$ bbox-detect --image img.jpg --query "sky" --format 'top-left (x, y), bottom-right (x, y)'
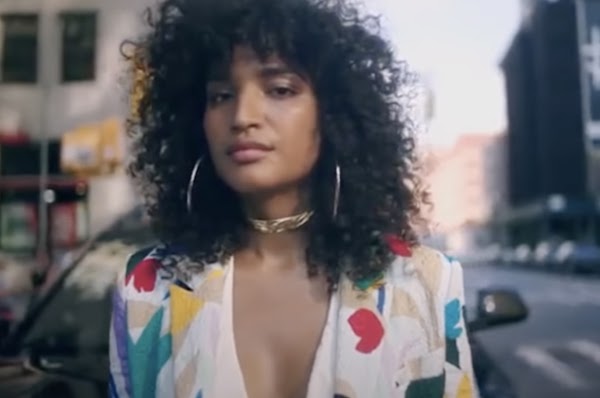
top-left (365, 0), bottom-right (521, 147)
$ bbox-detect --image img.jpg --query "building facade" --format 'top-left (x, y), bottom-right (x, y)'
top-left (0, 0), bottom-right (150, 139)
top-left (426, 134), bottom-right (506, 253)
top-left (0, 0), bottom-right (151, 255)
top-left (501, 0), bottom-right (599, 246)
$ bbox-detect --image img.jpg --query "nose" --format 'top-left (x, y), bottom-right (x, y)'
top-left (231, 86), bottom-right (262, 134)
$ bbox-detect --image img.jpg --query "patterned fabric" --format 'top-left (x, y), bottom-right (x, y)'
top-left (109, 238), bottom-right (479, 398)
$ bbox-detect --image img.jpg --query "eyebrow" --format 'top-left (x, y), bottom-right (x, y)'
top-left (208, 63), bottom-right (304, 83)
top-left (206, 63), bottom-right (302, 83)
top-left (258, 64), bottom-right (297, 79)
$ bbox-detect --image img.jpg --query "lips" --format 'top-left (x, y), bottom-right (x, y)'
top-left (227, 141), bottom-right (273, 164)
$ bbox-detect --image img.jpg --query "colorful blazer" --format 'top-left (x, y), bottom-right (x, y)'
top-left (109, 238), bottom-right (479, 398)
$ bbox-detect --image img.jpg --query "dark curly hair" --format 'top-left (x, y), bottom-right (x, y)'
top-left (123, 0), bottom-right (428, 287)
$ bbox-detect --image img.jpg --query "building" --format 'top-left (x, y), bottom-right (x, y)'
top-left (501, 0), bottom-right (599, 246)
top-left (503, 0), bottom-right (587, 206)
top-left (0, 0), bottom-right (150, 256)
top-left (426, 133), bottom-right (506, 253)
top-left (0, 0), bottom-right (151, 139)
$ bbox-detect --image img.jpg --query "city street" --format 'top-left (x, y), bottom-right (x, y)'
top-left (464, 265), bottom-right (600, 398)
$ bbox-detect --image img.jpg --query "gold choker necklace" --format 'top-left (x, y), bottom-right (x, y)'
top-left (248, 211), bottom-right (314, 233)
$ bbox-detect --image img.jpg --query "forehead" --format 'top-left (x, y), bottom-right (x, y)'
top-left (207, 46), bottom-right (292, 81)
top-left (232, 46), bottom-right (269, 65)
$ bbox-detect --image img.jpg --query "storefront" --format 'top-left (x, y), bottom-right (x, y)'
top-left (0, 116), bottom-right (130, 258)
top-left (0, 138), bottom-right (90, 256)
top-left (0, 176), bottom-right (89, 253)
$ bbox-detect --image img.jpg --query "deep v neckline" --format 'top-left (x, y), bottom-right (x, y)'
top-left (211, 257), bottom-right (338, 398)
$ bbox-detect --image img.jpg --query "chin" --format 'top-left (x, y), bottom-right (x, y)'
top-left (221, 171), bottom-right (280, 195)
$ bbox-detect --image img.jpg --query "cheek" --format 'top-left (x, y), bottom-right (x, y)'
top-left (279, 104), bottom-right (319, 155)
top-left (202, 112), bottom-right (215, 141)
top-left (203, 113), bottom-right (223, 154)
top-left (307, 131), bottom-right (321, 165)
top-left (296, 112), bottom-right (320, 163)
top-left (282, 128), bottom-right (321, 177)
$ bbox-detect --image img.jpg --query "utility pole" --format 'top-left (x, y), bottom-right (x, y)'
top-left (36, 2), bottom-right (51, 274)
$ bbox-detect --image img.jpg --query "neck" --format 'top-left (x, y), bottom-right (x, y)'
top-left (240, 188), bottom-right (311, 264)
top-left (242, 188), bottom-right (310, 220)
top-left (245, 228), bottom-right (308, 264)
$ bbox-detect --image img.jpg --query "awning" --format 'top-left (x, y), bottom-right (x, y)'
top-left (0, 175), bottom-right (87, 190)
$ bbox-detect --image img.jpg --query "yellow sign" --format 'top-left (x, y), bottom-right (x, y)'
top-left (100, 118), bottom-right (125, 172)
top-left (60, 118), bottom-right (125, 177)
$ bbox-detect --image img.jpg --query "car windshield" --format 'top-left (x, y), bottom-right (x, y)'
top-left (20, 208), bottom-right (155, 354)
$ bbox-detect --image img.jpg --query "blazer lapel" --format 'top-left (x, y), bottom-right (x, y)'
top-left (332, 251), bottom-right (447, 398)
top-left (334, 273), bottom-right (393, 397)
top-left (169, 262), bottom-right (227, 398)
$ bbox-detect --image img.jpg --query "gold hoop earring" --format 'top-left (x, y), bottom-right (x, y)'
top-left (332, 163), bottom-right (341, 220)
top-left (186, 157), bottom-right (204, 215)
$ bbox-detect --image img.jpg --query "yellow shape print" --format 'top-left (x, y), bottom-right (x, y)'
top-left (170, 285), bottom-right (204, 335)
top-left (457, 373), bottom-right (474, 398)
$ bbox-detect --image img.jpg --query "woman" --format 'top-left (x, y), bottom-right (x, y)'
top-left (110, 0), bottom-right (477, 397)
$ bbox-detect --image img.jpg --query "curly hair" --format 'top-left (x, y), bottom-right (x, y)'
top-left (124, 0), bottom-right (428, 287)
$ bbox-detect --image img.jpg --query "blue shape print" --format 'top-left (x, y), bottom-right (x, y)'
top-left (445, 299), bottom-right (463, 339)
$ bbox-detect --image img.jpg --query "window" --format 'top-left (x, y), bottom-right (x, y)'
top-left (60, 12), bottom-right (97, 82)
top-left (0, 140), bottom-right (61, 176)
top-left (0, 14), bottom-right (38, 83)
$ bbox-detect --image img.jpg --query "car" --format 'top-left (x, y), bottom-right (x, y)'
top-left (0, 305), bottom-right (14, 341)
top-left (0, 207), bottom-right (154, 398)
top-left (468, 288), bottom-right (528, 398)
top-left (0, 209), bottom-right (528, 398)
top-left (554, 241), bottom-right (600, 274)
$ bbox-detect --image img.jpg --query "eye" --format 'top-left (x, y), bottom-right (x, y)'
top-left (207, 91), bottom-right (233, 106)
top-left (268, 85), bottom-right (296, 98)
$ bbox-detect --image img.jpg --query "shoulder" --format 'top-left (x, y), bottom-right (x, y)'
top-left (385, 236), bottom-right (462, 299)
top-left (118, 245), bottom-right (184, 300)
top-left (119, 244), bottom-right (223, 300)
top-left (125, 246), bottom-right (156, 276)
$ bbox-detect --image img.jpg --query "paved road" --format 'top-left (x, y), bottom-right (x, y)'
top-left (463, 264), bottom-right (600, 398)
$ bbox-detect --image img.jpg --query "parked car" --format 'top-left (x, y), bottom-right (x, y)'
top-left (554, 241), bottom-right (600, 274)
top-left (499, 247), bottom-right (517, 266)
top-left (531, 237), bottom-right (567, 270)
top-left (513, 244), bottom-right (533, 267)
top-left (0, 305), bottom-right (14, 342)
top-left (0, 209), bottom-right (528, 398)
top-left (0, 208), bottom-right (154, 398)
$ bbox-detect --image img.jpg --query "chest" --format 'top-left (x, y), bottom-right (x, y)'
top-left (232, 267), bottom-right (330, 398)
top-left (162, 257), bottom-right (448, 398)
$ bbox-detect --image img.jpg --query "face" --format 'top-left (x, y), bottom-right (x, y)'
top-left (203, 46), bottom-right (320, 197)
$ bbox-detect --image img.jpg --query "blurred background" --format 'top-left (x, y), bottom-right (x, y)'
top-left (0, 0), bottom-right (598, 397)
